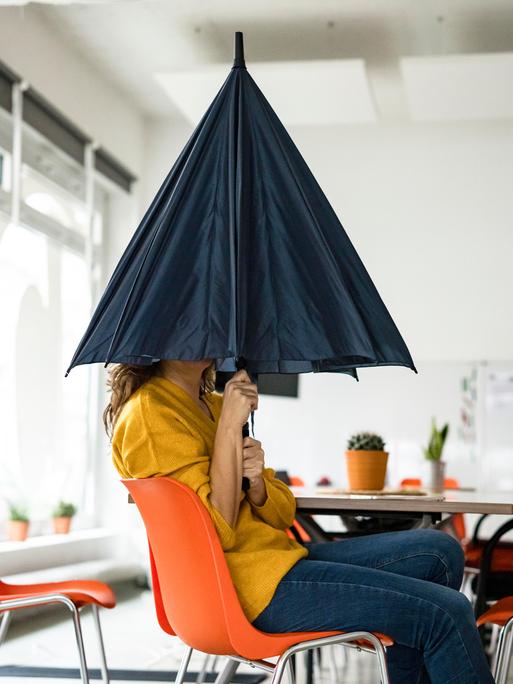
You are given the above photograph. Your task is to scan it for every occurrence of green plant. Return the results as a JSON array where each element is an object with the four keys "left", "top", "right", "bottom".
[
  {"left": 52, "top": 501, "right": 77, "bottom": 518},
  {"left": 347, "top": 432, "right": 386, "bottom": 452},
  {"left": 8, "top": 504, "right": 29, "bottom": 523},
  {"left": 424, "top": 419, "right": 449, "bottom": 461}
]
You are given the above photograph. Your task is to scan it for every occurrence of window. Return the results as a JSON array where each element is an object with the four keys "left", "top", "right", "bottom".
[{"left": 0, "top": 116, "right": 109, "bottom": 535}]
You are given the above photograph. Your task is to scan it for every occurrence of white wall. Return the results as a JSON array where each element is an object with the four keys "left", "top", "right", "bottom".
[{"left": 291, "top": 121, "right": 513, "bottom": 363}]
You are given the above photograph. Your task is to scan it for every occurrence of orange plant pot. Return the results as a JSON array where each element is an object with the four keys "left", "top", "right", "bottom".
[
  {"left": 345, "top": 450, "right": 389, "bottom": 491},
  {"left": 53, "top": 516, "right": 72, "bottom": 534},
  {"left": 7, "top": 520, "right": 29, "bottom": 541}
]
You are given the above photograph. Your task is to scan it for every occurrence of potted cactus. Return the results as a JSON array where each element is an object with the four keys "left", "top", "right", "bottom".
[
  {"left": 7, "top": 504, "right": 30, "bottom": 541},
  {"left": 424, "top": 419, "right": 449, "bottom": 493},
  {"left": 345, "top": 432, "right": 388, "bottom": 491},
  {"left": 52, "top": 501, "right": 77, "bottom": 534}
]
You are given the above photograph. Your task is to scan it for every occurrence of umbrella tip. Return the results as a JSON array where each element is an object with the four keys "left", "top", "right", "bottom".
[{"left": 233, "top": 31, "right": 246, "bottom": 68}]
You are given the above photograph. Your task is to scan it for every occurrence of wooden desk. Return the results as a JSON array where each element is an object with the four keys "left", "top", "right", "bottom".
[{"left": 295, "top": 489, "right": 513, "bottom": 518}]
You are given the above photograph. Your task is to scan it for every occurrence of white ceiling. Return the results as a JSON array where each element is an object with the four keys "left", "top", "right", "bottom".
[
  {"left": 402, "top": 53, "right": 513, "bottom": 121},
  {"left": 2, "top": 0, "right": 513, "bottom": 122}
]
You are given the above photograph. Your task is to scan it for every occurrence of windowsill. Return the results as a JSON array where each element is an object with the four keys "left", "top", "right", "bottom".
[
  {"left": 0, "top": 527, "right": 130, "bottom": 577},
  {"left": 0, "top": 527, "right": 118, "bottom": 553}
]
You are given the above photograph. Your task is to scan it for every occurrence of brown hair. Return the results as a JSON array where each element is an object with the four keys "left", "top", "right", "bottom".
[{"left": 102, "top": 361, "right": 216, "bottom": 439}]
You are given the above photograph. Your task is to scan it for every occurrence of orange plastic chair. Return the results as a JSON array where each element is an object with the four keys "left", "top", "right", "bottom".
[
  {"left": 400, "top": 478, "right": 422, "bottom": 488},
  {"left": 476, "top": 597, "right": 513, "bottom": 683},
  {"left": 124, "top": 477, "right": 393, "bottom": 684},
  {"left": 0, "top": 579, "right": 115, "bottom": 684}
]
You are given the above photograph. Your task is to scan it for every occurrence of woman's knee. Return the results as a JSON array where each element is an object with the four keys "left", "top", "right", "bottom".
[
  {"left": 439, "top": 587, "right": 476, "bottom": 637},
  {"left": 431, "top": 530, "right": 464, "bottom": 589},
  {"left": 422, "top": 588, "right": 475, "bottom": 653},
  {"left": 410, "top": 529, "right": 465, "bottom": 589}
]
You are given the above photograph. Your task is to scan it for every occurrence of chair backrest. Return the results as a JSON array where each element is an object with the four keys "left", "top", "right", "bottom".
[
  {"left": 147, "top": 542, "right": 175, "bottom": 635},
  {"left": 400, "top": 477, "right": 460, "bottom": 490},
  {"left": 400, "top": 478, "right": 422, "bottom": 488},
  {"left": 123, "top": 477, "right": 252, "bottom": 655}
]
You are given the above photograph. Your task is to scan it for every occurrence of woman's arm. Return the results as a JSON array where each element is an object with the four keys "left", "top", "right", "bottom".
[
  {"left": 241, "top": 438, "right": 297, "bottom": 530},
  {"left": 250, "top": 468, "right": 297, "bottom": 530},
  {"left": 209, "top": 370, "right": 258, "bottom": 527}
]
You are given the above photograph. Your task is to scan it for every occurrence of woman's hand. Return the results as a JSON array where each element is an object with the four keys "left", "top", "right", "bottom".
[
  {"left": 209, "top": 370, "right": 258, "bottom": 527},
  {"left": 243, "top": 437, "right": 267, "bottom": 506},
  {"left": 219, "top": 369, "right": 258, "bottom": 430}
]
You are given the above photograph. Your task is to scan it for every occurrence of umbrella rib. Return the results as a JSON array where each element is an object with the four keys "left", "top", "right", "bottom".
[
  {"left": 227, "top": 72, "right": 241, "bottom": 361},
  {"left": 249, "top": 106, "right": 282, "bottom": 367}
]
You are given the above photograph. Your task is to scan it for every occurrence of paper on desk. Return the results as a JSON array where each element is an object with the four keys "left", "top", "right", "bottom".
[{"left": 314, "top": 487, "right": 445, "bottom": 501}]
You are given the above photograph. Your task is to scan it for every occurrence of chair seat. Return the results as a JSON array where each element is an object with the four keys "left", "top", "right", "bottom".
[
  {"left": 195, "top": 627, "right": 394, "bottom": 661},
  {"left": 465, "top": 542, "right": 513, "bottom": 572},
  {"left": 477, "top": 597, "right": 513, "bottom": 628},
  {"left": 0, "top": 580, "right": 116, "bottom": 610},
  {"left": 252, "top": 629, "right": 393, "bottom": 657}
]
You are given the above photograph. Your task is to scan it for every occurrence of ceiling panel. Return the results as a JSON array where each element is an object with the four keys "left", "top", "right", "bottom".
[{"left": 401, "top": 52, "right": 513, "bottom": 121}]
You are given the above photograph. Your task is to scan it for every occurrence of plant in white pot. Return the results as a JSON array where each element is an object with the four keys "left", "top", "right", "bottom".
[{"left": 424, "top": 419, "right": 449, "bottom": 492}]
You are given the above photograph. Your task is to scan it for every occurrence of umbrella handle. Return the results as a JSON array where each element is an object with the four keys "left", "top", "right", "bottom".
[{"left": 242, "top": 421, "right": 250, "bottom": 491}]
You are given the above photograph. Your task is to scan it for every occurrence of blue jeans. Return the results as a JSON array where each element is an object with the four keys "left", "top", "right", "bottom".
[{"left": 253, "top": 530, "right": 494, "bottom": 684}]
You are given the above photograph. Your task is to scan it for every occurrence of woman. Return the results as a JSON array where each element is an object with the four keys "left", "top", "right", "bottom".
[{"left": 108, "top": 359, "right": 494, "bottom": 684}]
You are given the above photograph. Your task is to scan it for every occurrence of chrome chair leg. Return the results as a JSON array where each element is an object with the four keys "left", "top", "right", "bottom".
[
  {"left": 493, "top": 623, "right": 508, "bottom": 683},
  {"left": 363, "top": 633, "right": 390, "bottom": 684},
  {"left": 176, "top": 646, "right": 193, "bottom": 684},
  {"left": 91, "top": 605, "right": 109, "bottom": 684},
  {"left": 493, "top": 618, "right": 513, "bottom": 684},
  {"left": 328, "top": 645, "right": 339, "bottom": 680},
  {"left": 0, "top": 594, "right": 91, "bottom": 684},
  {"left": 69, "top": 604, "right": 90, "bottom": 684},
  {"left": 196, "top": 653, "right": 210, "bottom": 683},
  {"left": 271, "top": 632, "right": 390, "bottom": 684},
  {"left": 0, "top": 611, "right": 13, "bottom": 648},
  {"left": 214, "top": 658, "right": 239, "bottom": 684},
  {"left": 496, "top": 619, "right": 513, "bottom": 684},
  {"left": 286, "top": 658, "right": 295, "bottom": 684}
]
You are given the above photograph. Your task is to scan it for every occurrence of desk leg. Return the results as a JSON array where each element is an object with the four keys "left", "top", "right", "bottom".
[{"left": 419, "top": 514, "right": 438, "bottom": 529}]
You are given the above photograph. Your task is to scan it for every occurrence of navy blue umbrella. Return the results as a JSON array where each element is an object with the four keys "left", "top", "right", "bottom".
[{"left": 66, "top": 33, "right": 415, "bottom": 380}]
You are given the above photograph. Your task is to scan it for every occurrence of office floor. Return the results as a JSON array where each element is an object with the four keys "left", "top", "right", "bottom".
[{"left": 0, "top": 582, "right": 380, "bottom": 684}]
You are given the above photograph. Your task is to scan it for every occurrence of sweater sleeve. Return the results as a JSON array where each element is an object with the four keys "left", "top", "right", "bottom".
[
  {"left": 119, "top": 394, "right": 237, "bottom": 551},
  {"left": 250, "top": 467, "right": 296, "bottom": 530}
]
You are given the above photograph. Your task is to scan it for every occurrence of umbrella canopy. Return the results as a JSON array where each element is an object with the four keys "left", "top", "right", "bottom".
[{"left": 66, "top": 33, "right": 415, "bottom": 379}]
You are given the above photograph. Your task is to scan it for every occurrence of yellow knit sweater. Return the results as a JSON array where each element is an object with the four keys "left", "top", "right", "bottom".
[{"left": 112, "top": 375, "right": 307, "bottom": 622}]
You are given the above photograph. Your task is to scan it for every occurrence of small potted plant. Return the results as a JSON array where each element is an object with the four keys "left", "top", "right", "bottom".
[
  {"left": 52, "top": 501, "right": 77, "bottom": 534},
  {"left": 345, "top": 432, "right": 388, "bottom": 491},
  {"left": 7, "top": 504, "right": 30, "bottom": 541},
  {"left": 424, "top": 419, "right": 449, "bottom": 493}
]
